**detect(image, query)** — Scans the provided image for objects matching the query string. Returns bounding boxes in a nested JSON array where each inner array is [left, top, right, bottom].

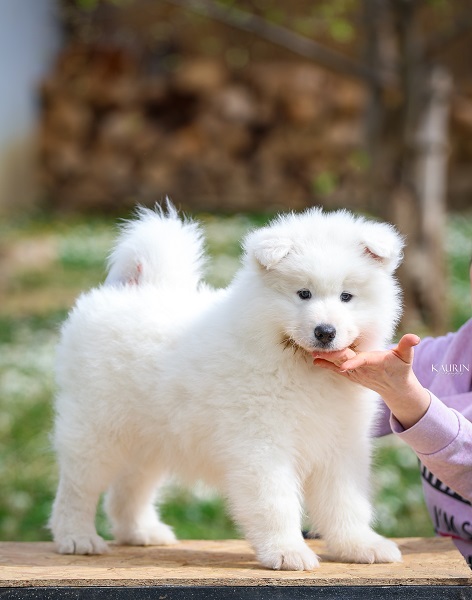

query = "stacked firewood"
[[38, 43, 370, 213]]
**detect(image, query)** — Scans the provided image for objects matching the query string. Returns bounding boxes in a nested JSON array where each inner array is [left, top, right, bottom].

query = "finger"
[[312, 347, 357, 365], [313, 359, 351, 379], [338, 354, 369, 371], [393, 334, 420, 364], [313, 358, 348, 373]]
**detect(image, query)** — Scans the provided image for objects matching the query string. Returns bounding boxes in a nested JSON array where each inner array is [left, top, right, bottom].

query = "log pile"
[[38, 44, 368, 213]]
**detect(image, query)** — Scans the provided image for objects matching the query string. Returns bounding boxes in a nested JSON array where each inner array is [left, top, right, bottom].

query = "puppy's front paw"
[[115, 522, 177, 547], [365, 535, 401, 564], [258, 541, 320, 571], [330, 532, 401, 564], [56, 534, 109, 555]]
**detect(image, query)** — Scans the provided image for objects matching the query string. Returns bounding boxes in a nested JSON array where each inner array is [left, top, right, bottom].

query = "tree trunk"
[[364, 0, 450, 334], [412, 66, 451, 333]]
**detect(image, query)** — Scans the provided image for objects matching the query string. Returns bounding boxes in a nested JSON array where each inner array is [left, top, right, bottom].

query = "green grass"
[[446, 213, 472, 330], [0, 210, 470, 542]]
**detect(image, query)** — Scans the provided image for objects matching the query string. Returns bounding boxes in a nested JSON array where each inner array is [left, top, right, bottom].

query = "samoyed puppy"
[[50, 203, 403, 570]]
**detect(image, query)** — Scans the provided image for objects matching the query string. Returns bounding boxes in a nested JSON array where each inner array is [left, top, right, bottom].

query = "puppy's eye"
[[340, 292, 353, 303], [297, 289, 312, 300]]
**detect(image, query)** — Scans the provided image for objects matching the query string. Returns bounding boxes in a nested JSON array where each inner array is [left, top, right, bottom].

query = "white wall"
[[0, 0, 61, 213]]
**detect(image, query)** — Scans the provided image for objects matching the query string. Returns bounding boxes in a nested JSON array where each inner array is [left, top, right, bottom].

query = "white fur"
[[50, 205, 404, 570]]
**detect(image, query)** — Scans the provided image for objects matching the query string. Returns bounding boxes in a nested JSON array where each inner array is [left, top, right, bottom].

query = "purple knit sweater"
[[375, 318, 472, 566]]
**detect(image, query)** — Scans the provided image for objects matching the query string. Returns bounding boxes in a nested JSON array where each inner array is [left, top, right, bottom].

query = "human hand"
[[313, 334, 431, 430]]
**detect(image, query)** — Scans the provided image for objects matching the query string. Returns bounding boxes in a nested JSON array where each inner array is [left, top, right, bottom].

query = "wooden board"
[[0, 538, 470, 588]]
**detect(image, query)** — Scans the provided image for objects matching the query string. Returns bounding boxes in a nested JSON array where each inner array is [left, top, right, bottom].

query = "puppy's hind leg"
[[50, 458, 113, 555], [104, 463, 176, 547]]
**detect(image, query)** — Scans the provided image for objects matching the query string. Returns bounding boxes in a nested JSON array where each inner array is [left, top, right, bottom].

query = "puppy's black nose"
[[314, 324, 336, 344]]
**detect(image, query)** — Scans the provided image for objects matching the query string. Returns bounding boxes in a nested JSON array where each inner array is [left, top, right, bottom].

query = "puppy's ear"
[[360, 222, 404, 273], [244, 230, 292, 270]]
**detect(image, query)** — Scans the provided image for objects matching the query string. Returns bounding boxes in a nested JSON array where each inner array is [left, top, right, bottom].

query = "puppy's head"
[[243, 208, 404, 354]]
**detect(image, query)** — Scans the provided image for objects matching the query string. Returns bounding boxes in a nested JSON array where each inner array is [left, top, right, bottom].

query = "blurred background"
[[0, 0, 471, 544]]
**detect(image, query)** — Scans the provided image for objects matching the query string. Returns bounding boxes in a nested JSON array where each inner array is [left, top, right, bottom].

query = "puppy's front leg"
[[305, 452, 401, 564], [225, 461, 319, 571]]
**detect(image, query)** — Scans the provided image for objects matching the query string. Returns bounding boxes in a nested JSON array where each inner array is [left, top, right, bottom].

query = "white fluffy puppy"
[[50, 204, 404, 570]]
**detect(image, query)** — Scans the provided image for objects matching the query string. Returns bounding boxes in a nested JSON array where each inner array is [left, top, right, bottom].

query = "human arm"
[[390, 391, 472, 501]]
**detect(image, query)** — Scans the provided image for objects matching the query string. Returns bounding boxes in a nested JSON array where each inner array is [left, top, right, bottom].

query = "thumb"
[[394, 334, 421, 364]]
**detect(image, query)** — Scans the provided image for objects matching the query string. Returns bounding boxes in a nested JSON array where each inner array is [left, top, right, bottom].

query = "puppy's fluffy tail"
[[105, 201, 206, 289]]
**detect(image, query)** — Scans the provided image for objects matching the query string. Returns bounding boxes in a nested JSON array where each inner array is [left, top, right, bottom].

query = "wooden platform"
[[0, 538, 471, 598]]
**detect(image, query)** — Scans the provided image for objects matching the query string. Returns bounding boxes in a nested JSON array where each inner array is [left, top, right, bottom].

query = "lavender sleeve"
[[390, 392, 472, 501], [373, 398, 393, 437]]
